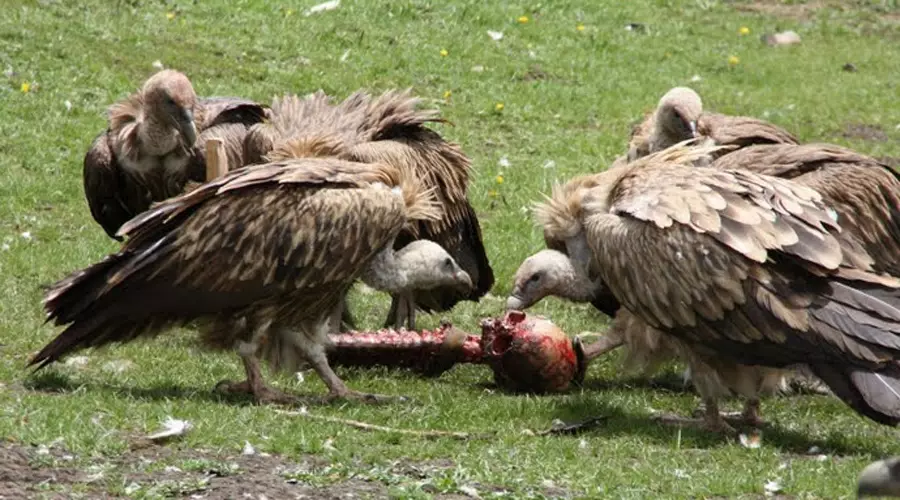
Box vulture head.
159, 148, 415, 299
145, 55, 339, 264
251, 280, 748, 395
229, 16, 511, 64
655, 86, 702, 143
378, 240, 474, 294
142, 69, 199, 146
858, 457, 900, 498
506, 249, 599, 311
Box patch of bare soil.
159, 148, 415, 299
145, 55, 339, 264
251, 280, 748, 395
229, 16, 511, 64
1, 441, 562, 499
730, 0, 828, 21
841, 123, 889, 142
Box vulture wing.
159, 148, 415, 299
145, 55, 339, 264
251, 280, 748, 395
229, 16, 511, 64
582, 161, 900, 424
698, 112, 799, 153
712, 143, 900, 276
82, 132, 149, 241
186, 97, 269, 180
33, 158, 418, 368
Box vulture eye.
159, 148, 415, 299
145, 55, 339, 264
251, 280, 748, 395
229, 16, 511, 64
443, 257, 453, 268
529, 272, 543, 283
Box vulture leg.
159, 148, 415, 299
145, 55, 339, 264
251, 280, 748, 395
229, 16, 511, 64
721, 398, 765, 427
385, 294, 417, 330
338, 295, 356, 333
216, 342, 298, 406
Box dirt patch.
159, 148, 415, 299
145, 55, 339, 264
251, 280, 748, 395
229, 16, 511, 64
841, 123, 889, 142
731, 0, 828, 21
517, 64, 553, 82
0, 441, 561, 498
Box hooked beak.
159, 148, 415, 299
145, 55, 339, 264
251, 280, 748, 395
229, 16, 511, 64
176, 108, 197, 146
455, 269, 473, 291
688, 120, 698, 138
505, 294, 526, 311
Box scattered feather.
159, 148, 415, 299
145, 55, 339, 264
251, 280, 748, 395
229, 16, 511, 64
305, 0, 340, 16
1, 243, 9, 251
146, 417, 192, 442
124, 482, 141, 495
690, 74, 702, 82
763, 30, 801, 46
458, 485, 481, 498
542, 160, 556, 169
322, 438, 337, 452
340, 49, 351, 62
471, 65, 485, 72
295, 371, 305, 384
64, 100, 72, 111
673, 468, 690, 479
151, 60, 164, 70
498, 156, 510, 168
20, 231, 32, 240
242, 441, 256, 455
487, 30, 504, 41
164, 466, 182, 473
64, 355, 89, 368
578, 438, 588, 450
764, 479, 783, 496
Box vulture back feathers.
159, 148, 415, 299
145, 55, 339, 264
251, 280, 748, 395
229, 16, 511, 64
540, 144, 900, 426
84, 70, 267, 240
243, 90, 494, 323
33, 158, 441, 373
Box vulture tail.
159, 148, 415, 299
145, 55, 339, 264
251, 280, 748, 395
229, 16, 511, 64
804, 278, 900, 426
808, 363, 900, 426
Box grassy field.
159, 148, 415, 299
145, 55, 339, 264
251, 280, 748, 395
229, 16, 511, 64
2, 0, 900, 497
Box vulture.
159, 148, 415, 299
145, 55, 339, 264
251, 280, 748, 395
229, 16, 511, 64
858, 457, 900, 498
84, 69, 267, 240
30, 159, 474, 404
242, 90, 494, 330
626, 86, 798, 165
527, 143, 900, 433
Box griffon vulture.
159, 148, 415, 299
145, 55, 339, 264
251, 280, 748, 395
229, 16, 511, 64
30, 159, 474, 404
242, 90, 494, 330
627, 86, 798, 164
858, 457, 900, 498
84, 69, 267, 240
529, 143, 900, 433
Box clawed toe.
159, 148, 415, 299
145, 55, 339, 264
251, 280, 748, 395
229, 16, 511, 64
320, 391, 409, 405
653, 413, 737, 435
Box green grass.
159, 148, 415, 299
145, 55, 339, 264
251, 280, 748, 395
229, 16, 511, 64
2, 0, 900, 497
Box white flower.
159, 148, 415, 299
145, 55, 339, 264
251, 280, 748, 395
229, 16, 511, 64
487, 30, 504, 41
498, 156, 510, 168
690, 74, 702, 82
20, 231, 32, 240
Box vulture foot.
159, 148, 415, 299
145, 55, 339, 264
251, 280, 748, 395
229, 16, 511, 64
214, 379, 299, 406
724, 399, 765, 427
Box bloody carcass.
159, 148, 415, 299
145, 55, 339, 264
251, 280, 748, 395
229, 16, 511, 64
326, 311, 584, 393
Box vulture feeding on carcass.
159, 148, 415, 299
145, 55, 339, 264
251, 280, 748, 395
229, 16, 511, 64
525, 143, 900, 433
242, 89, 494, 331
626, 86, 798, 165
30, 158, 474, 405
83, 69, 267, 240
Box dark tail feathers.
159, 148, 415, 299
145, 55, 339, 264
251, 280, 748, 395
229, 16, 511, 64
810, 363, 900, 426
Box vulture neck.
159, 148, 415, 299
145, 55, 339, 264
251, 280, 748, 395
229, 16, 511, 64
649, 107, 687, 154
138, 111, 181, 157
361, 245, 409, 293
558, 262, 601, 303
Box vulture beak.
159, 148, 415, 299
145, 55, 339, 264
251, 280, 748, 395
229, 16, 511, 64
857, 457, 900, 498
506, 294, 525, 311
455, 269, 474, 291
688, 120, 698, 138
176, 108, 197, 146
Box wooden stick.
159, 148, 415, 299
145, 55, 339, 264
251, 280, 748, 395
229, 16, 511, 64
205, 138, 228, 181
274, 409, 493, 440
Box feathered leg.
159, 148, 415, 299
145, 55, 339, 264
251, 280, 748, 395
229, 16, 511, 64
385, 294, 417, 330
655, 397, 736, 435
580, 334, 626, 362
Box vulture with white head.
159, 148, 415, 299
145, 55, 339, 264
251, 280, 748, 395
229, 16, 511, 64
858, 457, 900, 498
626, 86, 798, 164
30, 159, 474, 404
526, 143, 900, 433
242, 90, 494, 330
84, 69, 267, 240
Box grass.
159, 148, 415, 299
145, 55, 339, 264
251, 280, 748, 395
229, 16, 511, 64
1, 0, 900, 497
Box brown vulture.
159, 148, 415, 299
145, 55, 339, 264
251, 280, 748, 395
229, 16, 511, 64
242, 90, 493, 330
83, 69, 267, 240
526, 143, 900, 433
626, 86, 799, 165
30, 159, 474, 404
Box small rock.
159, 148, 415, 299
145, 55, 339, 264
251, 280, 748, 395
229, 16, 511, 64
842, 62, 857, 72
762, 30, 801, 46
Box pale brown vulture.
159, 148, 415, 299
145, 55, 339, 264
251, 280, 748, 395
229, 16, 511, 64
626, 86, 798, 164
30, 159, 474, 404
84, 69, 267, 240
859, 457, 900, 497
529, 143, 900, 433
242, 90, 493, 330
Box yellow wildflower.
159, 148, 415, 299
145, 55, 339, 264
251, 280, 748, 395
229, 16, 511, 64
443, 90, 452, 99
166, 11, 176, 20
488, 190, 498, 197
20, 82, 30, 93
739, 26, 750, 36
518, 15, 529, 24
495, 175, 504, 184
495, 102, 504, 111
440, 48, 449, 57
728, 55, 740, 66
286, 8, 294, 16
576, 24, 585, 32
